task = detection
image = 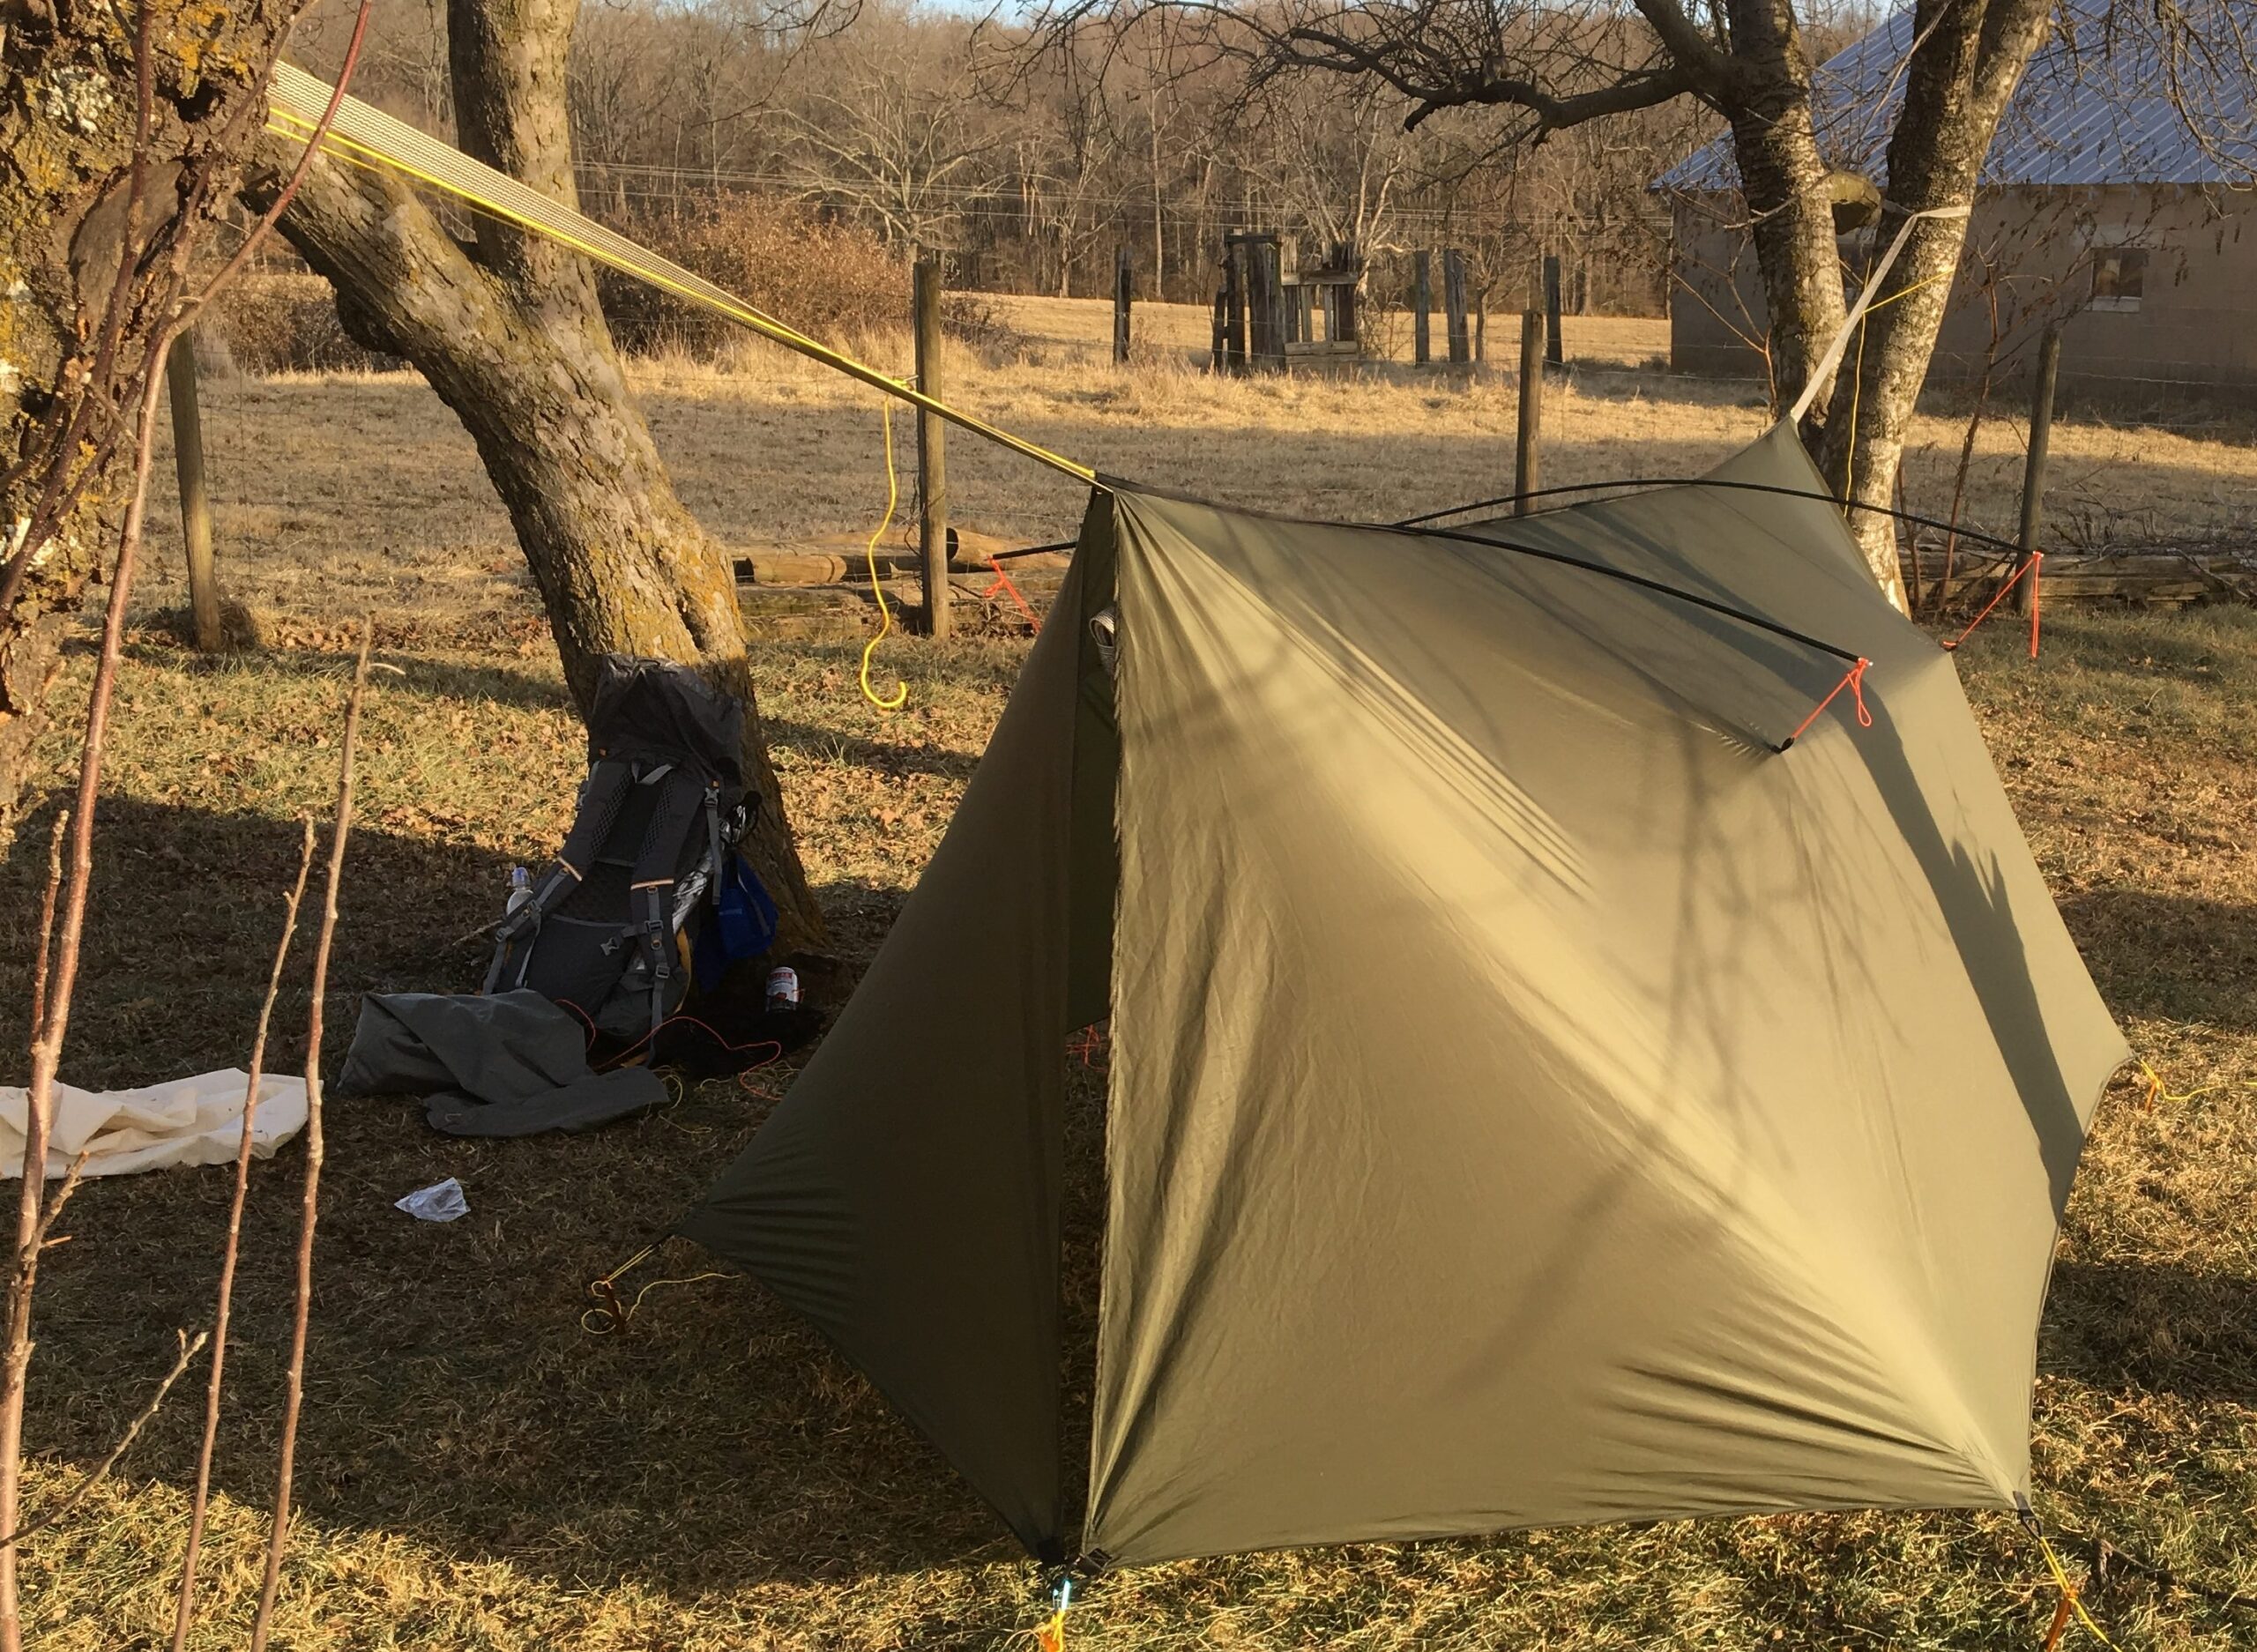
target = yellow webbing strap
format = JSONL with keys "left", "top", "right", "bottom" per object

{"left": 262, "top": 63, "right": 1097, "bottom": 486}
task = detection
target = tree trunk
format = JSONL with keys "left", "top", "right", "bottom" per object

{"left": 1814, "top": 0, "right": 2054, "bottom": 607}
{"left": 250, "top": 0, "right": 825, "bottom": 951}
{"left": 1720, "top": 0, "right": 1848, "bottom": 420}
{"left": 1710, "top": 0, "right": 2055, "bottom": 612}
{"left": 0, "top": 0, "right": 285, "bottom": 842}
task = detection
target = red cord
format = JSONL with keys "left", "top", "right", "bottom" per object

{"left": 1782, "top": 657, "right": 1873, "bottom": 748}
{"left": 1944, "top": 550, "right": 2043, "bottom": 654}
{"left": 2029, "top": 551, "right": 2042, "bottom": 659}
{"left": 983, "top": 555, "right": 1043, "bottom": 633}
{"left": 1068, "top": 1024, "right": 1109, "bottom": 1070}
{"left": 736, "top": 1050, "right": 786, "bottom": 1099}
{"left": 556, "top": 996, "right": 782, "bottom": 1075}
{"left": 556, "top": 995, "right": 601, "bottom": 1054}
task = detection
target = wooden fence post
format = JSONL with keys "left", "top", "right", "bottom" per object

{"left": 1249, "top": 237, "right": 1286, "bottom": 372}
{"left": 1443, "top": 249, "right": 1471, "bottom": 366}
{"left": 1543, "top": 254, "right": 1565, "bottom": 371}
{"left": 1412, "top": 250, "right": 1432, "bottom": 366}
{"left": 166, "top": 331, "right": 223, "bottom": 652}
{"left": 1516, "top": 307, "right": 1544, "bottom": 513}
{"left": 912, "top": 252, "right": 950, "bottom": 640}
{"left": 2015, "top": 324, "right": 2060, "bottom": 618}
{"left": 1114, "top": 246, "right": 1133, "bottom": 366}
{"left": 1334, "top": 239, "right": 1360, "bottom": 349}
{"left": 1225, "top": 236, "right": 1250, "bottom": 373}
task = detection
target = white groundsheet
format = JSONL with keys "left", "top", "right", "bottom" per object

{"left": 0, "top": 1070, "right": 308, "bottom": 1179}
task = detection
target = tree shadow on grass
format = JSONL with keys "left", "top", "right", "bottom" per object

{"left": 2042, "top": 1256, "right": 2257, "bottom": 1407}
{"left": 0, "top": 800, "right": 1017, "bottom": 1600}
{"left": 109, "top": 637, "right": 581, "bottom": 717}
{"left": 764, "top": 719, "right": 983, "bottom": 784}
{"left": 2057, "top": 889, "right": 2257, "bottom": 1034}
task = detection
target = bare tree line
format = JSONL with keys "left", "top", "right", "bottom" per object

{"left": 294, "top": 0, "right": 1742, "bottom": 309}
{"left": 982, "top": 0, "right": 2250, "bottom": 603}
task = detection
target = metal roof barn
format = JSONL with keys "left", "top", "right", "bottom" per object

{"left": 1658, "top": 5, "right": 2257, "bottom": 401}
{"left": 1659, "top": 4, "right": 2257, "bottom": 192}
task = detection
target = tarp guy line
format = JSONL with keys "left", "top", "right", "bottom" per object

{"left": 1393, "top": 476, "right": 2037, "bottom": 560}
{"left": 263, "top": 63, "right": 1099, "bottom": 486}
{"left": 1376, "top": 522, "right": 1863, "bottom": 667}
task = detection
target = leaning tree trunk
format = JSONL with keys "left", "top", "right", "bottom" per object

{"left": 250, "top": 0, "right": 825, "bottom": 951}
{"left": 0, "top": 1, "right": 289, "bottom": 842}
{"left": 1720, "top": 0, "right": 1849, "bottom": 420}
{"left": 1814, "top": 0, "right": 2055, "bottom": 606}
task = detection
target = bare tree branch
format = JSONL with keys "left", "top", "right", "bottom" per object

{"left": 177, "top": 0, "right": 379, "bottom": 335}
{"left": 0, "top": 1330, "right": 210, "bottom": 1553}
{"left": 170, "top": 819, "right": 321, "bottom": 1652}
{"left": 0, "top": 65, "right": 197, "bottom": 1633}
{"left": 25, "top": 815, "right": 66, "bottom": 1050}
{"left": 248, "top": 628, "right": 373, "bottom": 1652}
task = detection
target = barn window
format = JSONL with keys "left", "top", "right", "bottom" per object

{"left": 2089, "top": 247, "right": 2147, "bottom": 311}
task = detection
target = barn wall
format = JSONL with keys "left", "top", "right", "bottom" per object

{"left": 1668, "top": 185, "right": 2257, "bottom": 403}
{"left": 1668, "top": 196, "right": 1775, "bottom": 387}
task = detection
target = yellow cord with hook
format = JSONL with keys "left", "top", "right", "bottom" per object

{"left": 1840, "top": 269, "right": 1947, "bottom": 507}
{"left": 860, "top": 402, "right": 909, "bottom": 711}
{"left": 2033, "top": 1527, "right": 2123, "bottom": 1650}
{"left": 2135, "top": 1056, "right": 2257, "bottom": 1112}
{"left": 581, "top": 1239, "right": 740, "bottom": 1336}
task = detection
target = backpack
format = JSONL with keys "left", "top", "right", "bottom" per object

{"left": 483, "top": 655, "right": 773, "bottom": 1043}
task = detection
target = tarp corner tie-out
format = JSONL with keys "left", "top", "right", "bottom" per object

{"left": 1780, "top": 656, "right": 1873, "bottom": 750}
{"left": 1944, "top": 550, "right": 2045, "bottom": 659}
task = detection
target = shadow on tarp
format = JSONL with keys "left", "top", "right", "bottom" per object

{"left": 0, "top": 802, "right": 1010, "bottom": 1595}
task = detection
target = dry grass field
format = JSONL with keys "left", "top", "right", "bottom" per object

{"left": 4, "top": 300, "right": 2255, "bottom": 1648}
{"left": 138, "top": 294, "right": 2256, "bottom": 636}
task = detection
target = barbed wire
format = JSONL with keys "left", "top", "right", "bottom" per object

{"left": 570, "top": 157, "right": 1673, "bottom": 237}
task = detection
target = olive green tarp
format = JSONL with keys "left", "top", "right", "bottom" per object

{"left": 681, "top": 423, "right": 2127, "bottom": 1568}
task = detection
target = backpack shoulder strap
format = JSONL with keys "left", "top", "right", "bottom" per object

{"left": 557, "top": 759, "right": 636, "bottom": 878}
{"left": 627, "top": 767, "right": 710, "bottom": 1033}
{"left": 704, "top": 782, "right": 726, "bottom": 906}
{"left": 481, "top": 759, "right": 634, "bottom": 993}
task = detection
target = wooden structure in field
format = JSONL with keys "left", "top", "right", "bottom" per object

{"left": 1903, "top": 546, "right": 2257, "bottom": 607}
{"left": 1214, "top": 234, "right": 1365, "bottom": 373}
{"left": 1284, "top": 239, "right": 1364, "bottom": 360}
{"left": 733, "top": 527, "right": 1070, "bottom": 641}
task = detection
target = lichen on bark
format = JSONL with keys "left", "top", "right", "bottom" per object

{"left": 1, "top": 0, "right": 282, "bottom": 837}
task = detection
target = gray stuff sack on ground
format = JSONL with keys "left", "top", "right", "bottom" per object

{"left": 339, "top": 990, "right": 667, "bottom": 1136}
